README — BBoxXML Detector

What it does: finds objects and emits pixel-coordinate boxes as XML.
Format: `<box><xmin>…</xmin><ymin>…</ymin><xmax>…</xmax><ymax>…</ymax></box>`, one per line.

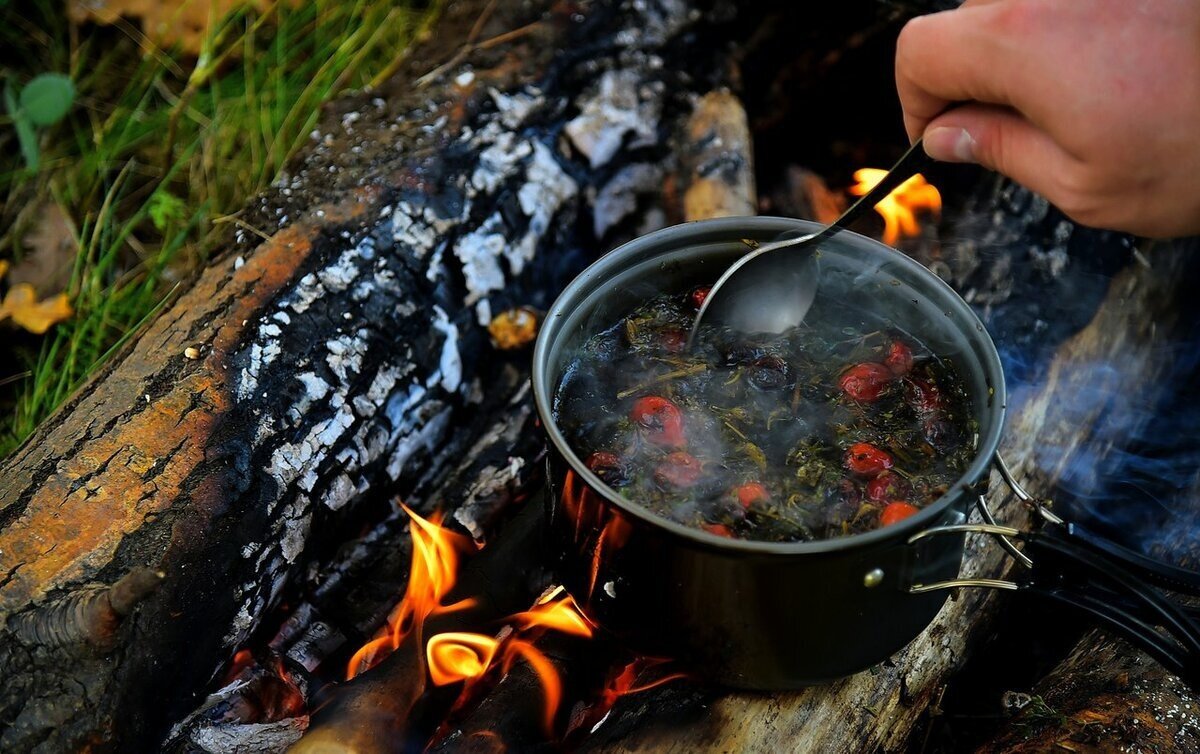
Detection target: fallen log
<box><xmin>0</xmin><ymin>0</ymin><xmax>743</xmax><ymax>749</ymax></box>
<box><xmin>971</xmin><ymin>239</ymin><xmax>1200</xmax><ymax>753</ymax></box>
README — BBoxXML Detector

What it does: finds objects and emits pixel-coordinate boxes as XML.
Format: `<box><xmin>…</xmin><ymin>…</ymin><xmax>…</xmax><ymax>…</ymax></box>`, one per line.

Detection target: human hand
<box><xmin>895</xmin><ymin>0</ymin><xmax>1200</xmax><ymax>238</ymax></box>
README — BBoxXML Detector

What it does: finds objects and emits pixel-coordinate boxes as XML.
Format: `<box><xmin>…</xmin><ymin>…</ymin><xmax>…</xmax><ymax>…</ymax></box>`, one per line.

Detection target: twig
<box><xmin>415</xmin><ymin>16</ymin><xmax>545</xmax><ymax>89</ymax></box>
<box><xmin>616</xmin><ymin>363</ymin><xmax>708</xmax><ymax>400</ymax></box>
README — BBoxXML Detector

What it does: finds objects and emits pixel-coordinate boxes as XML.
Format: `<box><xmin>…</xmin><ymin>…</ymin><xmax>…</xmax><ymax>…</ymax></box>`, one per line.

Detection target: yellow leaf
<box><xmin>0</xmin><ymin>260</ymin><xmax>9</xmax><ymax>279</ymax></box>
<box><xmin>0</xmin><ymin>284</ymin><xmax>74</xmax><ymax>335</ymax></box>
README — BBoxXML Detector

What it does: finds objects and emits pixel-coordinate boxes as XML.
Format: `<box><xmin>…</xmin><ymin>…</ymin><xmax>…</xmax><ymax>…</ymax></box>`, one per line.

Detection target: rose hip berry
<box><xmin>866</xmin><ymin>471</ymin><xmax>909</xmax><ymax>501</ymax></box>
<box><xmin>655</xmin><ymin>451</ymin><xmax>703</xmax><ymax>488</ymax></box>
<box><xmin>884</xmin><ymin>341</ymin><xmax>914</xmax><ymax>375</ymax></box>
<box><xmin>904</xmin><ymin>377</ymin><xmax>942</xmax><ymax>414</ymax></box>
<box><xmin>630</xmin><ymin>396</ymin><xmax>685</xmax><ymax>448</ymax></box>
<box><xmin>702</xmin><ymin>522</ymin><xmax>733</xmax><ymax>537</ymax></box>
<box><xmin>879</xmin><ymin>501</ymin><xmax>920</xmax><ymax>527</ymax></box>
<box><xmin>658</xmin><ymin>327</ymin><xmax>687</xmax><ymax>353</ymax></box>
<box><xmin>690</xmin><ymin>286</ymin><xmax>712</xmax><ymax>309</ymax></box>
<box><xmin>839</xmin><ymin>362</ymin><xmax>893</xmax><ymax>403</ymax></box>
<box><xmin>735</xmin><ymin>482</ymin><xmax>769</xmax><ymax>509</ymax></box>
<box><xmin>586</xmin><ymin>451</ymin><xmax>630</xmax><ymax>487</ymax></box>
<box><xmin>845</xmin><ymin>442</ymin><xmax>894</xmax><ymax>476</ymax></box>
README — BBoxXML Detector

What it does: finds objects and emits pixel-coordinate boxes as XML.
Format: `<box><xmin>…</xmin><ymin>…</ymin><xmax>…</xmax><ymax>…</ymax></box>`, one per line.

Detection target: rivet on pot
<box><xmin>863</xmin><ymin>568</ymin><xmax>885</xmax><ymax>588</ymax></box>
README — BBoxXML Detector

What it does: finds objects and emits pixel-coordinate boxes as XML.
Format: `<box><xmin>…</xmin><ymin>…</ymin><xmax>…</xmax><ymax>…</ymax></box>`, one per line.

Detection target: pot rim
<box><xmin>532</xmin><ymin>216</ymin><xmax>1007</xmax><ymax>555</ymax></box>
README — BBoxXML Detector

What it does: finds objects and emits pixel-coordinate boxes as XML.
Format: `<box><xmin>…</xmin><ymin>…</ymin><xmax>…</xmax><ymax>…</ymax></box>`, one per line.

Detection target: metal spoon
<box><xmin>688</xmin><ymin>137</ymin><xmax>934</xmax><ymax>347</ymax></box>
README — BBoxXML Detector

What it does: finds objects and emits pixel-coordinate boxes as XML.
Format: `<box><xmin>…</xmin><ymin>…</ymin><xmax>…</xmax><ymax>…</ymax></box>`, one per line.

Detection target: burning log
<box><xmin>0</xmin><ymin>0</ymin><xmax>758</xmax><ymax>748</ymax></box>
<box><xmin>290</xmin><ymin>500</ymin><xmax>550</xmax><ymax>753</ymax></box>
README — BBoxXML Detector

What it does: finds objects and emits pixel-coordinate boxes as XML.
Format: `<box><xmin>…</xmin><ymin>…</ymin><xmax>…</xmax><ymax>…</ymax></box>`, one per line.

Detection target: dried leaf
<box><xmin>0</xmin><ymin>283</ymin><xmax>74</xmax><ymax>334</ymax></box>
<box><xmin>488</xmin><ymin>307</ymin><xmax>539</xmax><ymax>350</ymax></box>
<box><xmin>15</xmin><ymin>202</ymin><xmax>77</xmax><ymax>294</ymax></box>
<box><xmin>68</xmin><ymin>0</ymin><xmax>296</xmax><ymax>55</ymax></box>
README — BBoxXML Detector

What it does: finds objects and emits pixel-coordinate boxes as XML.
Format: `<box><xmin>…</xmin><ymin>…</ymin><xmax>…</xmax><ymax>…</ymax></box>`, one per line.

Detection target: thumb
<box><xmin>922</xmin><ymin>104</ymin><xmax>1080</xmax><ymax>204</ymax></box>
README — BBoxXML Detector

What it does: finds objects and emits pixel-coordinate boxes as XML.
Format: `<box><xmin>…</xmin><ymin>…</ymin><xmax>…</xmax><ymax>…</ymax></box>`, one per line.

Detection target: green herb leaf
<box><xmin>148</xmin><ymin>190</ymin><xmax>186</xmax><ymax>231</ymax></box>
<box><xmin>20</xmin><ymin>73</ymin><xmax>75</xmax><ymax>126</ymax></box>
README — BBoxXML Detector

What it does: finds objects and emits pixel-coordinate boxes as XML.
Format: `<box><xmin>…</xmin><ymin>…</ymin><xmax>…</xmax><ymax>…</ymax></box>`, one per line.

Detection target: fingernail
<box><xmin>924</xmin><ymin>127</ymin><xmax>976</xmax><ymax>163</ymax></box>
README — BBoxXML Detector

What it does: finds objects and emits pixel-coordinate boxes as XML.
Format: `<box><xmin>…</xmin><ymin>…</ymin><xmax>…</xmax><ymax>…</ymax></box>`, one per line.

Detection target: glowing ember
<box><xmin>346</xmin><ymin>505</ymin><xmax>476</xmax><ymax>679</ymax></box>
<box><xmin>427</xmin><ymin>632</ymin><xmax>500</xmax><ymax>685</ymax></box>
<box><xmin>849</xmin><ymin>168</ymin><xmax>942</xmax><ymax>245</ymax></box>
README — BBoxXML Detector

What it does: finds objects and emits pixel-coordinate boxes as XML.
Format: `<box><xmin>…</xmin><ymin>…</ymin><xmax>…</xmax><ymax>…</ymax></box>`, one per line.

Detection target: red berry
<box><xmin>866</xmin><ymin>471</ymin><xmax>909</xmax><ymax>502</ymax></box>
<box><xmin>655</xmin><ymin>451</ymin><xmax>702</xmax><ymax>488</ymax></box>
<box><xmin>691</xmin><ymin>286</ymin><xmax>712</xmax><ymax>309</ymax></box>
<box><xmin>735</xmin><ymin>482</ymin><xmax>769</xmax><ymax>509</ymax></box>
<box><xmin>844</xmin><ymin>442</ymin><xmax>894</xmax><ymax>476</ymax></box>
<box><xmin>904</xmin><ymin>377</ymin><xmax>942</xmax><ymax>414</ymax></box>
<box><xmin>658</xmin><ymin>327</ymin><xmax>687</xmax><ymax>353</ymax></box>
<box><xmin>702</xmin><ymin>523</ymin><xmax>733</xmax><ymax>537</ymax></box>
<box><xmin>839</xmin><ymin>362</ymin><xmax>893</xmax><ymax>403</ymax></box>
<box><xmin>586</xmin><ymin>451</ymin><xmax>630</xmax><ymax>487</ymax></box>
<box><xmin>630</xmin><ymin>396</ymin><xmax>685</xmax><ymax>448</ymax></box>
<box><xmin>884</xmin><ymin>341</ymin><xmax>914</xmax><ymax>375</ymax></box>
<box><xmin>879</xmin><ymin>501</ymin><xmax>920</xmax><ymax>527</ymax></box>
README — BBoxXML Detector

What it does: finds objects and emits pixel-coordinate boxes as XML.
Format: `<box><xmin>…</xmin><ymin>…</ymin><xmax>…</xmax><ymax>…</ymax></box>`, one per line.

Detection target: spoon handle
<box><xmin>749</xmin><ymin>139</ymin><xmax>934</xmax><ymax>255</ymax></box>
<box><xmin>802</xmin><ymin>137</ymin><xmax>933</xmax><ymax>249</ymax></box>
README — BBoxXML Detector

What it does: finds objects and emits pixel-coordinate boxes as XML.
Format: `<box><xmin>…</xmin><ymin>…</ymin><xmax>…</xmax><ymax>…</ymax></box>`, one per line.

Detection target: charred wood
<box><xmin>0</xmin><ymin>0</ymin><xmax>744</xmax><ymax>749</ymax></box>
<box><xmin>290</xmin><ymin>499</ymin><xmax>549</xmax><ymax>754</ymax></box>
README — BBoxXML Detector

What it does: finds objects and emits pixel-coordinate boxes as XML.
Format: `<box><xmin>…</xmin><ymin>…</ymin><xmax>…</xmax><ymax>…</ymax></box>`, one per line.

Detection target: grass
<box><xmin>0</xmin><ymin>0</ymin><xmax>441</xmax><ymax>457</ymax></box>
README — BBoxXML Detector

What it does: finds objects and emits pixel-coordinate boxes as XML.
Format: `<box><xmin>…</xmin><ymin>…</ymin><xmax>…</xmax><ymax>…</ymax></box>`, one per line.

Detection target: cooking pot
<box><xmin>531</xmin><ymin>217</ymin><xmax>1200</xmax><ymax>689</ymax></box>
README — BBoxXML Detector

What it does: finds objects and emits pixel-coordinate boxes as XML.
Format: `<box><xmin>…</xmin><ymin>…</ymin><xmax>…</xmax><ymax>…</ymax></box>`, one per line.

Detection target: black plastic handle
<box><xmin>1022</xmin><ymin>530</ymin><xmax>1200</xmax><ymax>680</ymax></box>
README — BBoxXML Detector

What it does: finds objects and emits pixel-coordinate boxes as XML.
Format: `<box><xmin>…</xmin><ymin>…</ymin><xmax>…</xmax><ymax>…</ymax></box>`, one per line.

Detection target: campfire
<box><xmin>7</xmin><ymin>3</ymin><xmax>1199</xmax><ymax>754</ymax></box>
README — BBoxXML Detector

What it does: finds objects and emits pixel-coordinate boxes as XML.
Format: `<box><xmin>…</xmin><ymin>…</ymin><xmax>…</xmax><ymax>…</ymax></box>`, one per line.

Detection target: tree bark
<box><xmin>972</xmin><ymin>240</ymin><xmax>1200</xmax><ymax>753</ymax></box>
<box><xmin>0</xmin><ymin>1</ymin><xmax>739</xmax><ymax>750</ymax></box>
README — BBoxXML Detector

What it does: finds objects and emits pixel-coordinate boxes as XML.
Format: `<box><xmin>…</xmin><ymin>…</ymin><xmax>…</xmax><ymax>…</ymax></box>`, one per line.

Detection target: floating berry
<box><xmin>879</xmin><ymin>501</ymin><xmax>920</xmax><ymax>527</ymax></box>
<box><xmin>844</xmin><ymin>442</ymin><xmax>894</xmax><ymax>476</ymax></box>
<box><xmin>702</xmin><ymin>522</ymin><xmax>733</xmax><ymax>537</ymax></box>
<box><xmin>630</xmin><ymin>396</ymin><xmax>685</xmax><ymax>448</ymax></box>
<box><xmin>839</xmin><ymin>362</ymin><xmax>893</xmax><ymax>403</ymax></box>
<box><xmin>748</xmin><ymin>355</ymin><xmax>793</xmax><ymax>391</ymax></box>
<box><xmin>655</xmin><ymin>451</ymin><xmax>702</xmax><ymax>488</ymax></box>
<box><xmin>586</xmin><ymin>451</ymin><xmax>631</xmax><ymax>487</ymax></box>
<box><xmin>884</xmin><ymin>340</ymin><xmax>914</xmax><ymax>375</ymax></box>
<box><xmin>735</xmin><ymin>482</ymin><xmax>769</xmax><ymax>509</ymax></box>
<box><xmin>866</xmin><ymin>471</ymin><xmax>909</xmax><ymax>502</ymax></box>
<box><xmin>691</xmin><ymin>286</ymin><xmax>712</xmax><ymax>309</ymax></box>
<box><xmin>658</xmin><ymin>327</ymin><xmax>687</xmax><ymax>353</ymax></box>
<box><xmin>904</xmin><ymin>377</ymin><xmax>942</xmax><ymax>414</ymax></box>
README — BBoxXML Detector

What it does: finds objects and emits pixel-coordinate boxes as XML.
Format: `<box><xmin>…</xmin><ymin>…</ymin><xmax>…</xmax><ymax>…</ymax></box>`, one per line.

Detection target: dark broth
<box><xmin>553</xmin><ymin>283</ymin><xmax>978</xmax><ymax>542</ymax></box>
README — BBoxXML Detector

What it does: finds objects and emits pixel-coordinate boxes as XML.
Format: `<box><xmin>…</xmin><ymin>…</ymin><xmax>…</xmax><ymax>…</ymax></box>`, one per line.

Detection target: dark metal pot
<box><xmin>531</xmin><ymin>217</ymin><xmax>1007</xmax><ymax>689</ymax></box>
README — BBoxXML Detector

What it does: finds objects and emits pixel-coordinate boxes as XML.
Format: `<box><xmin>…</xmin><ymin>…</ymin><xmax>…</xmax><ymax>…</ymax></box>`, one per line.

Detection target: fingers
<box><xmin>895</xmin><ymin>3</ymin><xmax>1030</xmax><ymax>141</ymax></box>
<box><xmin>922</xmin><ymin>104</ymin><xmax>1083</xmax><ymax>212</ymax></box>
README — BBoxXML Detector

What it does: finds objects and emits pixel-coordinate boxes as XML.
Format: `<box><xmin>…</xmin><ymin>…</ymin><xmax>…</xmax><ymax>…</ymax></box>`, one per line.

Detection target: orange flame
<box><xmin>511</xmin><ymin>589</ymin><xmax>594</xmax><ymax>639</ymax></box>
<box><xmin>346</xmin><ymin>505</ymin><xmax>476</xmax><ymax>679</ymax></box>
<box><xmin>425</xmin><ymin>589</ymin><xmax>595</xmax><ymax>736</ymax></box>
<box><xmin>849</xmin><ymin>168</ymin><xmax>942</xmax><ymax>245</ymax></box>
<box><xmin>427</xmin><ymin>632</ymin><xmax>500</xmax><ymax>685</ymax></box>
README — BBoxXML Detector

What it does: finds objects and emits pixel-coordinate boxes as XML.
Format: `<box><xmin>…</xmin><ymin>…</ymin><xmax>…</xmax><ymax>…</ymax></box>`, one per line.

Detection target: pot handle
<box><xmin>992</xmin><ymin>453</ymin><xmax>1200</xmax><ymax>596</ymax></box>
<box><xmin>907</xmin><ymin>453</ymin><xmax>1200</xmax><ymax>685</ymax></box>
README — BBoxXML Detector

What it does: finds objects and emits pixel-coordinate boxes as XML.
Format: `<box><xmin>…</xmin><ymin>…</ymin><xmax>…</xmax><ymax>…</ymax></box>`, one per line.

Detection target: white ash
<box><xmin>453</xmin><ymin>213</ymin><xmax>509</xmax><ymax>303</ymax></box>
<box><xmin>488</xmin><ymin>86</ymin><xmax>543</xmax><ymax>129</ymax></box>
<box><xmin>429</xmin><ymin>305</ymin><xmax>463</xmax><ymax>394</ymax></box>
<box><xmin>565</xmin><ymin>68</ymin><xmax>662</xmax><ymax>169</ymax></box>
<box><xmin>474</xmin><ymin>298</ymin><xmax>492</xmax><ymax>327</ymax></box>
<box><xmin>509</xmin><ymin>140</ymin><xmax>578</xmax><ymax>274</ymax></box>
<box><xmin>470</xmin><ymin>130</ymin><xmax>533</xmax><ymax>195</ymax></box>
<box><xmin>593</xmin><ymin>162</ymin><xmax>664</xmax><ymax>237</ymax></box>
